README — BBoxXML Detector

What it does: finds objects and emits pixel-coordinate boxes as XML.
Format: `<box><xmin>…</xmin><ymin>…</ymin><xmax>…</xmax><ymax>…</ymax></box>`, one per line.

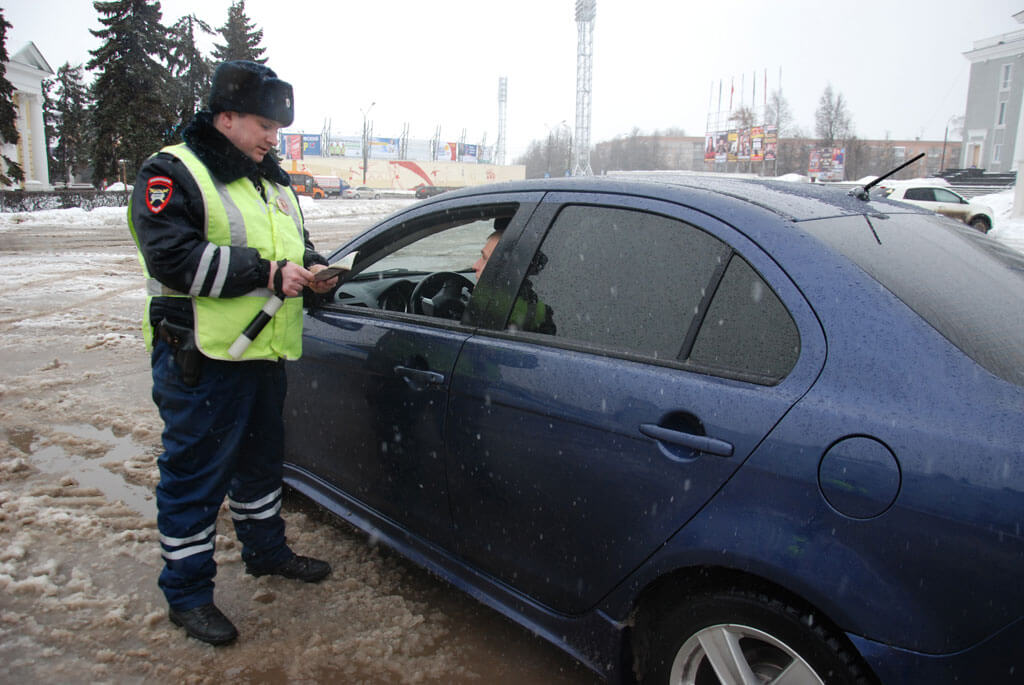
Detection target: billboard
<box><xmin>280</xmin><ymin>134</ymin><xmax>304</xmax><ymax>160</ymax></box>
<box><xmin>302</xmin><ymin>134</ymin><xmax>322</xmax><ymax>157</ymax></box>
<box><xmin>764</xmin><ymin>126</ymin><xmax>777</xmax><ymax>162</ymax></box>
<box><xmin>809</xmin><ymin>147</ymin><xmax>845</xmax><ymax>181</ymax></box>
<box><xmin>727</xmin><ymin>130</ymin><xmax>739</xmax><ymax>163</ymax></box>
<box><xmin>750</xmin><ymin>126</ymin><xmax>764</xmax><ymax>162</ymax></box>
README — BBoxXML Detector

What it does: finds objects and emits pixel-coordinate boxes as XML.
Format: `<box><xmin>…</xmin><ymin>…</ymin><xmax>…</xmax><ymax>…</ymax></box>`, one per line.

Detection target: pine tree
<box><xmin>47</xmin><ymin>63</ymin><xmax>92</xmax><ymax>185</ymax></box>
<box><xmin>88</xmin><ymin>0</ymin><xmax>176</xmax><ymax>187</ymax></box>
<box><xmin>0</xmin><ymin>10</ymin><xmax>24</xmax><ymax>186</ymax></box>
<box><xmin>212</xmin><ymin>1</ymin><xmax>267</xmax><ymax>64</ymax></box>
<box><xmin>168</xmin><ymin>13</ymin><xmax>214</xmax><ymax>139</ymax></box>
<box><xmin>42</xmin><ymin>75</ymin><xmax>58</xmax><ymax>182</ymax></box>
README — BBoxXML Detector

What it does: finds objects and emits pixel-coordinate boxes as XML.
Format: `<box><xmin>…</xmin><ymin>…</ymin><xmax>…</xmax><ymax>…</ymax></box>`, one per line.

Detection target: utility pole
<box><xmin>361</xmin><ymin>102</ymin><xmax>375</xmax><ymax>185</ymax></box>
<box><xmin>496</xmin><ymin>76</ymin><xmax>508</xmax><ymax>165</ymax></box>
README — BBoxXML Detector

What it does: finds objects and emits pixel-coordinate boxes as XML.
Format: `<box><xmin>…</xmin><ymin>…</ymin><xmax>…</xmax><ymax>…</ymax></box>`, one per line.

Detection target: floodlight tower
<box><xmin>573</xmin><ymin>0</ymin><xmax>595</xmax><ymax>176</ymax></box>
<box><xmin>496</xmin><ymin>76</ymin><xmax>508</xmax><ymax>166</ymax></box>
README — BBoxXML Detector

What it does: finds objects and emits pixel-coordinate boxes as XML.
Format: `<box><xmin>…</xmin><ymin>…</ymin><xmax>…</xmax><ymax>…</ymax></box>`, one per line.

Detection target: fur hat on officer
<box><xmin>208</xmin><ymin>60</ymin><xmax>294</xmax><ymax>127</ymax></box>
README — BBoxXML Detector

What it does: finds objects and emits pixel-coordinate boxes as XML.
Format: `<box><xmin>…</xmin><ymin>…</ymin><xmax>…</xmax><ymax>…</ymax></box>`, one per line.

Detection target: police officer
<box><xmin>129</xmin><ymin>61</ymin><xmax>335</xmax><ymax>646</ymax></box>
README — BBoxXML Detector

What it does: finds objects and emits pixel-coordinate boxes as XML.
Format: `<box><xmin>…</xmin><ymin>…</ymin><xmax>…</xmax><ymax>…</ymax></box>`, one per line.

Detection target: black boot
<box><xmin>246</xmin><ymin>554</ymin><xmax>331</xmax><ymax>583</ymax></box>
<box><xmin>168</xmin><ymin>603</ymin><xmax>238</xmax><ymax>645</ymax></box>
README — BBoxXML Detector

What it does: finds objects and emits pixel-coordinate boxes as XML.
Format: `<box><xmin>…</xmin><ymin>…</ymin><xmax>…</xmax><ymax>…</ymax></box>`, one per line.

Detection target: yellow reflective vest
<box><xmin>129</xmin><ymin>143</ymin><xmax>306</xmax><ymax>361</ymax></box>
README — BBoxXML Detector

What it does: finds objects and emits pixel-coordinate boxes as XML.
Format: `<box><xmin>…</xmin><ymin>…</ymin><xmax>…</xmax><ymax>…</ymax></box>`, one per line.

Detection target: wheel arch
<box><xmin>625</xmin><ymin>565</ymin><xmax>877</xmax><ymax>683</ymax></box>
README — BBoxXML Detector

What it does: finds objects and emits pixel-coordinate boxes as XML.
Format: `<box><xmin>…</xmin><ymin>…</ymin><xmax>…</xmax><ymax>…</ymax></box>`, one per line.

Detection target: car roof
<box><xmin>432</xmin><ymin>174</ymin><xmax>924</xmax><ymax>223</ymax></box>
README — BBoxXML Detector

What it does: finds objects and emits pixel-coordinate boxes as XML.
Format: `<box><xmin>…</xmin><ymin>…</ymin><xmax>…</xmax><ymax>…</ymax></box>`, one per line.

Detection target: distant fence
<box><xmin>0</xmin><ymin>189</ymin><xmax>130</xmax><ymax>213</ymax></box>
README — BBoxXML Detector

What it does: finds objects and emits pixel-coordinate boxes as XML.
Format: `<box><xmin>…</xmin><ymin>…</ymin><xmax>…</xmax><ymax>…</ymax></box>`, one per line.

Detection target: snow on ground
<box><xmin>0</xmin><ymin>197</ymin><xmax>597</xmax><ymax>684</ymax></box>
<box><xmin>0</xmin><ymin>187</ymin><xmax>1021</xmax><ymax>682</ymax></box>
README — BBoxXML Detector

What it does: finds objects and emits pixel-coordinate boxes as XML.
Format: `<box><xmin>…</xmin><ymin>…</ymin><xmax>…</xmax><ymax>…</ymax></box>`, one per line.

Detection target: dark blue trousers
<box><xmin>151</xmin><ymin>341</ymin><xmax>293</xmax><ymax>610</ymax></box>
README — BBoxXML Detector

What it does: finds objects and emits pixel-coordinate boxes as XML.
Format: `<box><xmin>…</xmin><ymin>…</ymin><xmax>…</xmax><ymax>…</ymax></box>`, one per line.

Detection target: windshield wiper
<box><xmin>848</xmin><ymin>152</ymin><xmax>926</xmax><ymax>201</ymax></box>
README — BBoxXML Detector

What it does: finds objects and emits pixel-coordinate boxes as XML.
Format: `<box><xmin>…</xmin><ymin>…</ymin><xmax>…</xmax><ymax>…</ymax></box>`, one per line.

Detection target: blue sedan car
<box><xmin>282</xmin><ymin>176</ymin><xmax>1023</xmax><ymax>684</ymax></box>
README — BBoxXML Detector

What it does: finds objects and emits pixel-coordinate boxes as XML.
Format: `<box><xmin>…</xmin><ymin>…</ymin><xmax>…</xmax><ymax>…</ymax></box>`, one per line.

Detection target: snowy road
<box><xmin>0</xmin><ymin>199</ymin><xmax>599</xmax><ymax>683</ymax></box>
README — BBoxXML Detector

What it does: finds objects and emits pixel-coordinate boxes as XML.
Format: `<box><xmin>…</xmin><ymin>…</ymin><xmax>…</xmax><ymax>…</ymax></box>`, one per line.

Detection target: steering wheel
<box><xmin>410</xmin><ymin>271</ymin><xmax>474</xmax><ymax>319</ymax></box>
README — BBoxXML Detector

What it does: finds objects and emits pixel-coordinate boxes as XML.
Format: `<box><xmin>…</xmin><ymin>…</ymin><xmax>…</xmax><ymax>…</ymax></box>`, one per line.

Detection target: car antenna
<box><xmin>848</xmin><ymin>152</ymin><xmax>926</xmax><ymax>201</ymax></box>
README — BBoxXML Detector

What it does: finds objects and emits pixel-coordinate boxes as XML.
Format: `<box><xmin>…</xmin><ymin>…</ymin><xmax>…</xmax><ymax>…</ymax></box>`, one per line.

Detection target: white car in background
<box><xmin>342</xmin><ymin>185</ymin><xmax>381</xmax><ymax>199</ymax></box>
<box><xmin>879</xmin><ymin>181</ymin><xmax>994</xmax><ymax>233</ymax></box>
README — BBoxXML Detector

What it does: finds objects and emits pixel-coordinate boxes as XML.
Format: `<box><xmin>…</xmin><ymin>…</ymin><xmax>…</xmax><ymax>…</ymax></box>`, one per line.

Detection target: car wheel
<box><xmin>636</xmin><ymin>588</ymin><xmax>874</xmax><ymax>685</ymax></box>
<box><xmin>969</xmin><ymin>216</ymin><xmax>991</xmax><ymax>233</ymax></box>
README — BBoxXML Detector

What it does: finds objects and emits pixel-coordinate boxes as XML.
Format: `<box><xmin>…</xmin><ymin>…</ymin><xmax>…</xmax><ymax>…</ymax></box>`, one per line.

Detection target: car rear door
<box><xmin>444</xmin><ymin>192</ymin><xmax>826</xmax><ymax>614</ymax></box>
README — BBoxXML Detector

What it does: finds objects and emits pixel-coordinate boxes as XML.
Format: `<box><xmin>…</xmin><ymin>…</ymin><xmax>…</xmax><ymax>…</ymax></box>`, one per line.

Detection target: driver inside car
<box><xmin>472</xmin><ymin>217</ymin><xmax>555</xmax><ymax>335</ymax></box>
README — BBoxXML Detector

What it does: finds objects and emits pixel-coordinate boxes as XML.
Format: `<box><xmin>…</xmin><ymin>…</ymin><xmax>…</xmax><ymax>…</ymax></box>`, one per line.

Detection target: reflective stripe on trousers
<box><xmin>152</xmin><ymin>341</ymin><xmax>292</xmax><ymax>610</ymax></box>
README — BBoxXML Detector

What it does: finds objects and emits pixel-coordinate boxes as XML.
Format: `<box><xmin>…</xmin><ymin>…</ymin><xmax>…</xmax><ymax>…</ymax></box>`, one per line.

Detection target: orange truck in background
<box><xmin>288</xmin><ymin>170</ymin><xmax>326</xmax><ymax>199</ymax></box>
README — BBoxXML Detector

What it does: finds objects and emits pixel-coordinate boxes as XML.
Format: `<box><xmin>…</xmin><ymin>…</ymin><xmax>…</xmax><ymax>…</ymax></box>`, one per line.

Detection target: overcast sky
<box><xmin>7</xmin><ymin>0</ymin><xmax>1024</xmax><ymax>159</ymax></box>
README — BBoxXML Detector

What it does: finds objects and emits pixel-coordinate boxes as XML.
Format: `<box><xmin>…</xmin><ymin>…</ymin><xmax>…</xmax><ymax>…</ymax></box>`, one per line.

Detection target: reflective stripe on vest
<box><xmin>129</xmin><ymin>143</ymin><xmax>307</xmax><ymax>361</ymax></box>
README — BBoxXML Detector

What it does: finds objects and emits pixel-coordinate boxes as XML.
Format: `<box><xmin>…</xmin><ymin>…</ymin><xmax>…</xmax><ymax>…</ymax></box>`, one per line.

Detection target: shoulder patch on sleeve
<box><xmin>145</xmin><ymin>176</ymin><xmax>174</xmax><ymax>214</ymax></box>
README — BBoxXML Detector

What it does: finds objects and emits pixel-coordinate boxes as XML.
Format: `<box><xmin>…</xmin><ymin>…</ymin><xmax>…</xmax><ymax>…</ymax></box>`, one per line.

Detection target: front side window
<box><xmin>933</xmin><ymin>188</ymin><xmax>963</xmax><ymax>203</ymax></box>
<box><xmin>1001</xmin><ymin>63</ymin><xmax>1012</xmax><ymax>90</ymax></box>
<box><xmin>509</xmin><ymin>204</ymin><xmax>799</xmax><ymax>383</ymax></box>
<box><xmin>332</xmin><ymin>206</ymin><xmax>516</xmax><ymax>318</ymax></box>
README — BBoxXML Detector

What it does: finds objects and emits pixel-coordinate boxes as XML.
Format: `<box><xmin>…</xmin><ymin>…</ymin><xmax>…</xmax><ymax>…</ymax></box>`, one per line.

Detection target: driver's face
<box><xmin>473</xmin><ymin>232</ymin><xmax>501</xmax><ymax>280</ymax></box>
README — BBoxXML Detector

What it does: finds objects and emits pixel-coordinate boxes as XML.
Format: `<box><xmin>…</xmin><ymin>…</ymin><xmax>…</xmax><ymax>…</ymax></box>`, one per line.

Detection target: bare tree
<box><xmin>814</xmin><ymin>84</ymin><xmax>853</xmax><ymax>149</ymax></box>
<box><xmin>729</xmin><ymin>106</ymin><xmax>757</xmax><ymax>130</ymax></box>
<box><xmin>765</xmin><ymin>90</ymin><xmax>794</xmax><ymax>135</ymax></box>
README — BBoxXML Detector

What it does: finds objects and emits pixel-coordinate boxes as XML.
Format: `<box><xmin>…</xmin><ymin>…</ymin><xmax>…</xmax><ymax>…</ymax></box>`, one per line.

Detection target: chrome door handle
<box><xmin>394</xmin><ymin>365</ymin><xmax>445</xmax><ymax>387</ymax></box>
<box><xmin>639</xmin><ymin>423</ymin><xmax>734</xmax><ymax>457</ymax></box>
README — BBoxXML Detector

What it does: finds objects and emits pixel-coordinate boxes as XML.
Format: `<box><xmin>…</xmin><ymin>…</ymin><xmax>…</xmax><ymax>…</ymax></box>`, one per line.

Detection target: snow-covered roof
<box><xmin>10</xmin><ymin>42</ymin><xmax>53</xmax><ymax>76</ymax></box>
<box><xmin>964</xmin><ymin>26</ymin><xmax>1024</xmax><ymax>62</ymax></box>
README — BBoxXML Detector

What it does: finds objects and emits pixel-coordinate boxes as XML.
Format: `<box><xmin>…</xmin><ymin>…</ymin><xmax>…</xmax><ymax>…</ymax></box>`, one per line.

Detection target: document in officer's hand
<box><xmin>312</xmin><ymin>252</ymin><xmax>358</xmax><ymax>281</ymax></box>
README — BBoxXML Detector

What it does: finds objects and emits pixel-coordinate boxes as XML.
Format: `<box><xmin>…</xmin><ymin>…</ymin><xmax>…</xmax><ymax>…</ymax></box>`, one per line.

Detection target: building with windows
<box><xmin>961</xmin><ymin>11</ymin><xmax>1024</xmax><ymax>172</ymax></box>
<box><xmin>2</xmin><ymin>42</ymin><xmax>53</xmax><ymax>191</ymax></box>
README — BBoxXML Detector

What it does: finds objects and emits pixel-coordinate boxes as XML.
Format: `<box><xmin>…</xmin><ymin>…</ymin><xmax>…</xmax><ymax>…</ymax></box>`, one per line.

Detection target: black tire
<box><xmin>969</xmin><ymin>216</ymin><xmax>991</xmax><ymax>233</ymax></box>
<box><xmin>637</xmin><ymin>588</ymin><xmax>875</xmax><ymax>685</ymax></box>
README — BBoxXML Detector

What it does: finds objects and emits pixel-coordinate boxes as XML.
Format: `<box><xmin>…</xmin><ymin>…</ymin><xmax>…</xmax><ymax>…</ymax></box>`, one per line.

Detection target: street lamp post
<box><xmin>361</xmin><ymin>102</ymin><xmax>375</xmax><ymax>185</ymax></box>
<box><xmin>940</xmin><ymin>115</ymin><xmax>963</xmax><ymax>174</ymax></box>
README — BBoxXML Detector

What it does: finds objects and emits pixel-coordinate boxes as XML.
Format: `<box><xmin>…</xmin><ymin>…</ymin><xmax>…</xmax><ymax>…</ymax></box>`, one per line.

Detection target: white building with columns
<box><xmin>2</xmin><ymin>42</ymin><xmax>53</xmax><ymax>191</ymax></box>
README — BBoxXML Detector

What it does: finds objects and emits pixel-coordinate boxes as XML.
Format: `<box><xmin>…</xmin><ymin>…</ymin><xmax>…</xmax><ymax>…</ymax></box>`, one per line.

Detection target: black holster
<box><xmin>157</xmin><ymin>319</ymin><xmax>203</xmax><ymax>387</ymax></box>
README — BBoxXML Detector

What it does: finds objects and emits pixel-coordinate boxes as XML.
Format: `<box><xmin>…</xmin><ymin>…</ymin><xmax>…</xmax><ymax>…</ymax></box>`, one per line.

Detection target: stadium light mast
<box><xmin>573</xmin><ymin>0</ymin><xmax>595</xmax><ymax>176</ymax></box>
<box><xmin>496</xmin><ymin>76</ymin><xmax>508</xmax><ymax>166</ymax></box>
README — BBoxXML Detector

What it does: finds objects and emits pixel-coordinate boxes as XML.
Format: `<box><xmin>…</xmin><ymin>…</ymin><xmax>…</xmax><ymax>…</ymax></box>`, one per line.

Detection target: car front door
<box><xmin>445</xmin><ymin>193</ymin><xmax>826</xmax><ymax>613</ymax></box>
<box><xmin>931</xmin><ymin>187</ymin><xmax>971</xmax><ymax>222</ymax></box>
<box><xmin>283</xmin><ymin>197</ymin><xmax>541</xmax><ymax>545</ymax></box>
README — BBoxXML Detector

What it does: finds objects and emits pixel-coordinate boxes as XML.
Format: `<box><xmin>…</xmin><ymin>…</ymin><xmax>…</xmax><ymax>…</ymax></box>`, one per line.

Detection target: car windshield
<box><xmin>803</xmin><ymin>213</ymin><xmax>1024</xmax><ymax>386</ymax></box>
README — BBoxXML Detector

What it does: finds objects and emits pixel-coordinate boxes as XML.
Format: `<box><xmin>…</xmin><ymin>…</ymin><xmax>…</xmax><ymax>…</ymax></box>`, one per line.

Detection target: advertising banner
<box><xmin>809</xmin><ymin>147</ymin><xmax>845</xmax><ymax>181</ymax></box>
<box><xmin>751</xmin><ymin>126</ymin><xmax>764</xmax><ymax>162</ymax></box>
<box><xmin>714</xmin><ymin>132</ymin><xmax>728</xmax><ymax>163</ymax></box>
<box><xmin>738</xmin><ymin>128</ymin><xmax>751</xmax><ymax>162</ymax></box>
<box><xmin>704</xmin><ymin>133</ymin><xmax>715</xmax><ymax>162</ymax></box>
<box><xmin>281</xmin><ymin>134</ymin><xmax>303</xmax><ymax>160</ymax></box>
<box><xmin>727</xmin><ymin>130</ymin><xmax>739</xmax><ymax>163</ymax></box>
<box><xmin>764</xmin><ymin>125</ymin><xmax>777</xmax><ymax>162</ymax></box>
<box><xmin>302</xmin><ymin>134</ymin><xmax>321</xmax><ymax>157</ymax></box>
<box><xmin>460</xmin><ymin>143</ymin><xmax>478</xmax><ymax>163</ymax></box>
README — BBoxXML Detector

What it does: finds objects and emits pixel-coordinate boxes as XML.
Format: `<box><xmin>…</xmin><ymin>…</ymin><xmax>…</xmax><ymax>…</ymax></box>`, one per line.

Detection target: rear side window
<box><xmin>508</xmin><ymin>204</ymin><xmax>799</xmax><ymax>383</ymax></box>
<box><xmin>690</xmin><ymin>256</ymin><xmax>800</xmax><ymax>380</ymax></box>
<box><xmin>903</xmin><ymin>187</ymin><xmax>934</xmax><ymax>201</ymax></box>
<box><xmin>804</xmin><ymin>213</ymin><xmax>1024</xmax><ymax>387</ymax></box>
